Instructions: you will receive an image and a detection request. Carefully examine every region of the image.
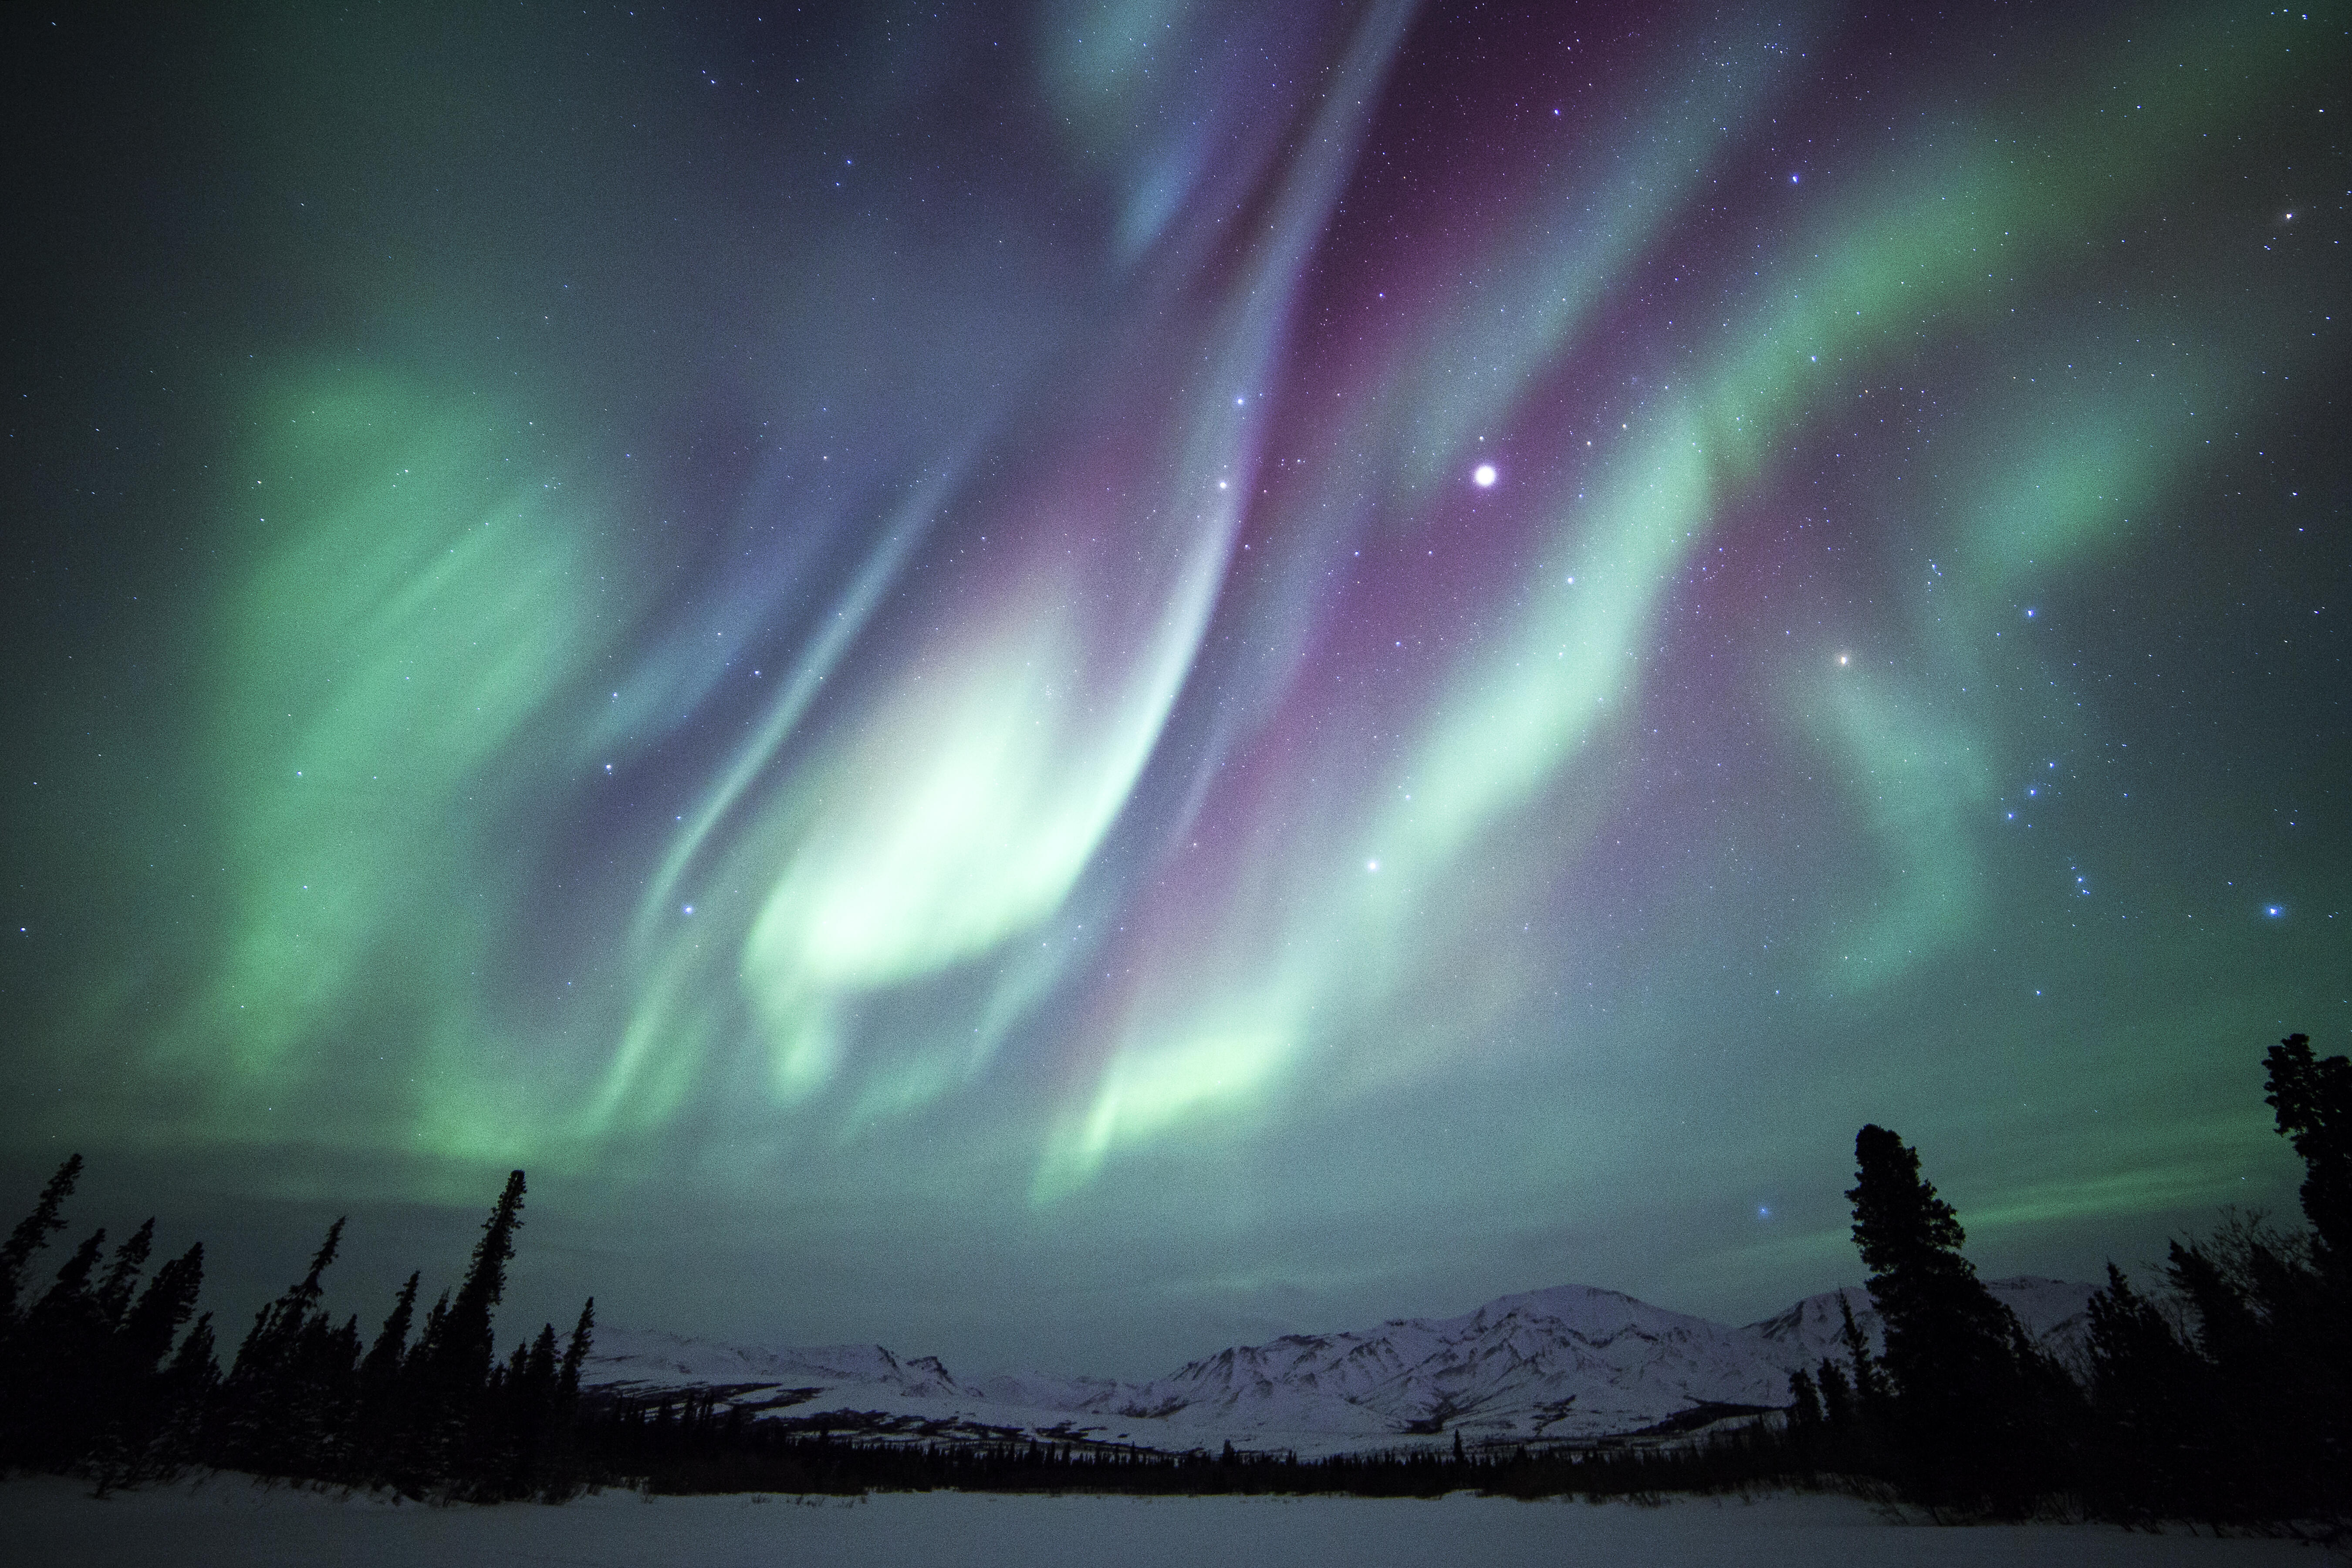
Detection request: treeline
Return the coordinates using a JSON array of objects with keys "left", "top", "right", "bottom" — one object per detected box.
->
[
  {"left": 1, "top": 1033, "right": 2344, "bottom": 1523},
  {"left": 0, "top": 1166, "right": 597, "bottom": 1501},
  {"left": 582, "top": 1031, "right": 2345, "bottom": 1522},
  {"left": 581, "top": 1396, "right": 1804, "bottom": 1501},
  {"left": 1773, "top": 1032, "right": 2348, "bottom": 1523}
]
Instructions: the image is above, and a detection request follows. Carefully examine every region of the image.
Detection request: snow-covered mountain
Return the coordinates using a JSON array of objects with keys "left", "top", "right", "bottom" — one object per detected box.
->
[
  {"left": 1109, "top": 1284, "right": 1788, "bottom": 1445},
  {"left": 582, "top": 1275, "right": 2096, "bottom": 1456},
  {"left": 1748, "top": 1277, "right": 2096, "bottom": 1373}
]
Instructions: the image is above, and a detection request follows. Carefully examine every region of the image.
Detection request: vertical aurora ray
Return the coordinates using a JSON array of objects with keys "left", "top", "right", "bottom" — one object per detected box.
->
[
  {"left": 592, "top": 0, "right": 1421, "bottom": 1140},
  {"left": 183, "top": 371, "right": 639, "bottom": 1159},
  {"left": 1026, "top": 0, "right": 2344, "bottom": 1192}
]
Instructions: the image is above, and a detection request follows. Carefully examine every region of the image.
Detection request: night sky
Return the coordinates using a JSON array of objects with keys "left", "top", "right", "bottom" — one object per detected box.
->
[{"left": 3, "top": 2, "right": 2345, "bottom": 1381}]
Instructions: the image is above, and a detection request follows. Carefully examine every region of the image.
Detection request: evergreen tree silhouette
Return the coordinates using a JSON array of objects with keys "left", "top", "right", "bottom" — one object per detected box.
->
[
  {"left": 1846, "top": 1124, "right": 2041, "bottom": 1507},
  {"left": 31, "top": 1229, "right": 107, "bottom": 1320},
  {"left": 219, "top": 1217, "right": 348, "bottom": 1475},
  {"left": 0, "top": 1160, "right": 595, "bottom": 1500},
  {"left": 148, "top": 1310, "right": 220, "bottom": 1467},
  {"left": 1815, "top": 1355, "right": 1852, "bottom": 1434},
  {"left": 118, "top": 1243, "right": 205, "bottom": 1377},
  {"left": 2264, "top": 1033, "right": 2350, "bottom": 1282},
  {"left": 85, "top": 1239, "right": 210, "bottom": 1483},
  {"left": 558, "top": 1296, "right": 594, "bottom": 1403},
  {"left": 94, "top": 1218, "right": 155, "bottom": 1331},
  {"left": 348, "top": 1269, "right": 419, "bottom": 1475},
  {"left": 361, "top": 1273, "right": 419, "bottom": 1392},
  {"left": 2083, "top": 1261, "right": 2209, "bottom": 1511},
  {"left": 1834, "top": 1293, "right": 1885, "bottom": 1418},
  {"left": 2259, "top": 1034, "right": 2350, "bottom": 1509},
  {"left": 2123, "top": 1034, "right": 2352, "bottom": 1519},
  {"left": 434, "top": 1172, "right": 524, "bottom": 1392},
  {"left": 2076, "top": 1037, "right": 2349, "bottom": 1521},
  {"left": 402, "top": 1170, "right": 526, "bottom": 1492},
  {"left": 13, "top": 1228, "right": 109, "bottom": 1464},
  {"left": 1785, "top": 1365, "right": 1822, "bottom": 1432},
  {"left": 527, "top": 1295, "right": 595, "bottom": 1498},
  {"left": 410, "top": 1288, "right": 450, "bottom": 1370},
  {"left": 0, "top": 1156, "right": 88, "bottom": 1466},
  {"left": 0, "top": 1154, "right": 83, "bottom": 1328}
]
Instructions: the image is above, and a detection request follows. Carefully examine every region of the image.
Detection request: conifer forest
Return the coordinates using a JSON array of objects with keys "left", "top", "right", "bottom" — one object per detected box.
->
[{"left": 2, "top": 1034, "right": 2343, "bottom": 1526}]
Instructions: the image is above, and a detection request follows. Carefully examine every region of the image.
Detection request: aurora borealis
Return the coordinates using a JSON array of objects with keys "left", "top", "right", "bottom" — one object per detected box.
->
[{"left": 3, "top": 1, "right": 2345, "bottom": 1377}]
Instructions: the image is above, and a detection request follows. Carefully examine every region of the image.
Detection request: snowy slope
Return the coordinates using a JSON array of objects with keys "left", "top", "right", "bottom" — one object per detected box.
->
[
  {"left": 590, "top": 1331, "right": 963, "bottom": 1402},
  {"left": 587, "top": 1327, "right": 1172, "bottom": 1447},
  {"left": 1745, "top": 1277, "right": 2097, "bottom": 1372},
  {"left": 1112, "top": 1284, "right": 1788, "bottom": 1443},
  {"left": 19, "top": 1474, "right": 2324, "bottom": 1568},
  {"left": 581, "top": 1275, "right": 2098, "bottom": 1455}
]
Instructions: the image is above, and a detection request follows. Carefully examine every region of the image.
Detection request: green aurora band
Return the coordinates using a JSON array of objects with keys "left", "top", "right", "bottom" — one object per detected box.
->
[{"left": 4, "top": 0, "right": 2343, "bottom": 1367}]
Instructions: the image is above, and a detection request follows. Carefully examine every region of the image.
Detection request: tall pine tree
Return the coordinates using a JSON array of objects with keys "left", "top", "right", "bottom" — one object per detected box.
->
[
  {"left": 405, "top": 1170, "right": 526, "bottom": 1492},
  {"left": 2263, "top": 1033, "right": 2350, "bottom": 1284},
  {"left": 0, "top": 1154, "right": 83, "bottom": 1328},
  {"left": 219, "top": 1217, "right": 349, "bottom": 1476},
  {"left": 1846, "top": 1124, "right": 2047, "bottom": 1507}
]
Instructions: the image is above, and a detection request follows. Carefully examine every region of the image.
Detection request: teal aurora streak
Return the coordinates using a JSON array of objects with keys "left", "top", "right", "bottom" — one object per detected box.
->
[{"left": 2, "top": 0, "right": 2344, "bottom": 1372}]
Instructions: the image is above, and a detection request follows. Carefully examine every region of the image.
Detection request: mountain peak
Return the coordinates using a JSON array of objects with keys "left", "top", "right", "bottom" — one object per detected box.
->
[{"left": 584, "top": 1273, "right": 2098, "bottom": 1455}]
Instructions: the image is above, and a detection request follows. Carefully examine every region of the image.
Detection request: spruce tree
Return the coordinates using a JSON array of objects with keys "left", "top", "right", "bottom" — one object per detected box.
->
[
  {"left": 2074, "top": 1036, "right": 2350, "bottom": 1522},
  {"left": 347, "top": 1271, "right": 420, "bottom": 1483},
  {"left": 410, "top": 1288, "right": 451, "bottom": 1371},
  {"left": 361, "top": 1272, "right": 420, "bottom": 1395},
  {"left": 1815, "top": 1356, "right": 1852, "bottom": 1433},
  {"left": 149, "top": 1310, "right": 219, "bottom": 1470},
  {"left": 1835, "top": 1293, "right": 1886, "bottom": 1417},
  {"left": 220, "top": 1217, "right": 347, "bottom": 1475},
  {"left": 2263, "top": 1033, "right": 2350, "bottom": 1281},
  {"left": 2133, "top": 1037, "right": 2352, "bottom": 1521},
  {"left": 1845, "top": 1125, "right": 2041, "bottom": 1506},
  {"left": 1785, "top": 1366, "right": 1822, "bottom": 1430},
  {"left": 524, "top": 1323, "right": 558, "bottom": 1406},
  {"left": 2083, "top": 1262, "right": 2210, "bottom": 1512},
  {"left": 407, "top": 1171, "right": 526, "bottom": 1493},
  {"left": 101, "top": 1240, "right": 208, "bottom": 1476},
  {"left": 557, "top": 1296, "right": 594, "bottom": 1402},
  {"left": 94, "top": 1218, "right": 155, "bottom": 1331},
  {"left": 2259, "top": 1034, "right": 2349, "bottom": 1510},
  {"left": 0, "top": 1156, "right": 85, "bottom": 1463},
  {"left": 0, "top": 1154, "right": 84, "bottom": 1327},
  {"left": 537, "top": 1297, "right": 596, "bottom": 1499},
  {"left": 118, "top": 1244, "right": 205, "bottom": 1377},
  {"left": 435, "top": 1172, "right": 524, "bottom": 1392},
  {"left": 167, "top": 1312, "right": 218, "bottom": 1388},
  {"left": 12, "top": 1228, "right": 110, "bottom": 1464}
]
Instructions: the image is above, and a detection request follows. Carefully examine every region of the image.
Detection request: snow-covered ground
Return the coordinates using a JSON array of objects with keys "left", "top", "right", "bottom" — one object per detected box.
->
[
  {"left": 7, "top": 1473, "right": 2335, "bottom": 1568},
  {"left": 585, "top": 1275, "right": 2099, "bottom": 1455}
]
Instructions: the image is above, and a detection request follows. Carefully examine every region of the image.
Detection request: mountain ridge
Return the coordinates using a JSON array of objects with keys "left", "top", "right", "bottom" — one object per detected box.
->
[{"left": 582, "top": 1275, "right": 2094, "bottom": 1454}]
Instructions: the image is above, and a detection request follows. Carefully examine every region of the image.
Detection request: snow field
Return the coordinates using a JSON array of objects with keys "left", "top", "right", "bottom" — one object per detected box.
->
[{"left": 5, "top": 1474, "right": 2336, "bottom": 1568}]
